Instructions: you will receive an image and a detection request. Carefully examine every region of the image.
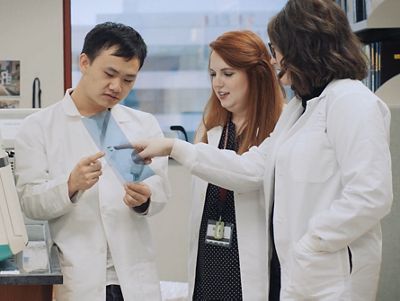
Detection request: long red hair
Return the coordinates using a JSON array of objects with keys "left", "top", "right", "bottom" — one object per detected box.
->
[{"left": 197, "top": 30, "right": 284, "bottom": 154}]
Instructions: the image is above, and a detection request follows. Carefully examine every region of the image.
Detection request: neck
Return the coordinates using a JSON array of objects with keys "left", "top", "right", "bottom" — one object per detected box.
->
[
  {"left": 231, "top": 112, "right": 246, "bottom": 132},
  {"left": 70, "top": 87, "right": 105, "bottom": 116}
]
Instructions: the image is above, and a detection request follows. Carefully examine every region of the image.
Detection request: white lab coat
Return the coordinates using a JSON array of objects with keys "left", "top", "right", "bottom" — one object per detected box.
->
[
  {"left": 188, "top": 127, "right": 268, "bottom": 300},
  {"left": 15, "top": 90, "right": 170, "bottom": 301},
  {"left": 171, "top": 79, "right": 393, "bottom": 301}
]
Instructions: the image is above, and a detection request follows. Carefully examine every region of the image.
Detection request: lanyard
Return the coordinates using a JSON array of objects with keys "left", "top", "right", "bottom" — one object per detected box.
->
[{"left": 217, "top": 122, "right": 232, "bottom": 219}]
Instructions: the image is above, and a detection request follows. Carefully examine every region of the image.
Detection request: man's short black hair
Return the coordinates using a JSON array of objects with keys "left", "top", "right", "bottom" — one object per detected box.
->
[{"left": 81, "top": 22, "right": 147, "bottom": 69}]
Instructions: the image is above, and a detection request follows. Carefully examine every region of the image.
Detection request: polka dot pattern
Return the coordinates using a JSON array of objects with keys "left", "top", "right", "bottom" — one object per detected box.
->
[{"left": 193, "top": 121, "right": 243, "bottom": 301}]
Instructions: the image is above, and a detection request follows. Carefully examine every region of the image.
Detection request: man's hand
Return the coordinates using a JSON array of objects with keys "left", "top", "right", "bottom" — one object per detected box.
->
[
  {"left": 123, "top": 182, "right": 151, "bottom": 208},
  {"left": 68, "top": 152, "right": 105, "bottom": 198}
]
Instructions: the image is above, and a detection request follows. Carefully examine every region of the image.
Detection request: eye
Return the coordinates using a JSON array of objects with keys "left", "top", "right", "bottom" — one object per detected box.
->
[
  {"left": 105, "top": 72, "right": 114, "bottom": 77},
  {"left": 209, "top": 71, "right": 216, "bottom": 77},
  {"left": 224, "top": 72, "right": 234, "bottom": 77},
  {"left": 124, "top": 79, "right": 134, "bottom": 84}
]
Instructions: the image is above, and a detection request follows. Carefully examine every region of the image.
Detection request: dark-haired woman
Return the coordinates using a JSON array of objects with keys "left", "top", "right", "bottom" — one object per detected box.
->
[{"left": 132, "top": 1, "right": 392, "bottom": 300}]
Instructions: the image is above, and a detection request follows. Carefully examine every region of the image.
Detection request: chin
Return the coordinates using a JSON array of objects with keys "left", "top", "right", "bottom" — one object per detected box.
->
[{"left": 279, "top": 78, "right": 291, "bottom": 86}]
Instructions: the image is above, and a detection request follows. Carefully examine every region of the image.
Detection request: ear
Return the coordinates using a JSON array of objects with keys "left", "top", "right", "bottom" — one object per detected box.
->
[{"left": 79, "top": 53, "right": 91, "bottom": 73}]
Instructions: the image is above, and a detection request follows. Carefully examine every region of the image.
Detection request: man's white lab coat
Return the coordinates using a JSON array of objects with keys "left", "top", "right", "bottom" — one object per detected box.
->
[
  {"left": 15, "top": 91, "right": 170, "bottom": 301},
  {"left": 171, "top": 79, "right": 393, "bottom": 301}
]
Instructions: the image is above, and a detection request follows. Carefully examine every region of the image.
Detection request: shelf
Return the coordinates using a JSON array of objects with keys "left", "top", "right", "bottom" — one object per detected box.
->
[
  {"left": 375, "top": 73, "right": 400, "bottom": 107},
  {"left": 356, "top": 28, "right": 400, "bottom": 44},
  {"left": 351, "top": 0, "right": 400, "bottom": 33}
]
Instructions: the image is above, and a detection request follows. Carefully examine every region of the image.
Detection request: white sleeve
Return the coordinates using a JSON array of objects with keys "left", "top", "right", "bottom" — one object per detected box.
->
[
  {"left": 15, "top": 116, "right": 75, "bottom": 220},
  {"left": 301, "top": 92, "right": 393, "bottom": 252},
  {"left": 170, "top": 136, "right": 270, "bottom": 193}
]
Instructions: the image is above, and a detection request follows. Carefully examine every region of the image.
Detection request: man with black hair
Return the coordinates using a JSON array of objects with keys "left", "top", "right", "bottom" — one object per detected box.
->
[{"left": 15, "top": 22, "right": 170, "bottom": 301}]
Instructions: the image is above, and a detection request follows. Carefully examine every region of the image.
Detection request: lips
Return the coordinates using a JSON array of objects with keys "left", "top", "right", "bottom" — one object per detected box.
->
[
  {"left": 218, "top": 91, "right": 229, "bottom": 97},
  {"left": 104, "top": 93, "right": 119, "bottom": 101}
]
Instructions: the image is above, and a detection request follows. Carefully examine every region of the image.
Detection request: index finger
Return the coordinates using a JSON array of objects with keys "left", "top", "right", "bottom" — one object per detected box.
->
[
  {"left": 131, "top": 140, "right": 148, "bottom": 153},
  {"left": 84, "top": 152, "right": 105, "bottom": 164}
]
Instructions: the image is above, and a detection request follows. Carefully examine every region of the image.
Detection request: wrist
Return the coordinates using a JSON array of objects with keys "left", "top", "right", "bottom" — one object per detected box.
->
[
  {"left": 67, "top": 176, "right": 78, "bottom": 198},
  {"left": 133, "top": 198, "right": 150, "bottom": 214}
]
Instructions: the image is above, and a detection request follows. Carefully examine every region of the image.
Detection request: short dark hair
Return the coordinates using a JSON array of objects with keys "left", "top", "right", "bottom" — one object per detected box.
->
[
  {"left": 267, "top": 0, "right": 367, "bottom": 96},
  {"left": 81, "top": 22, "right": 147, "bottom": 69}
]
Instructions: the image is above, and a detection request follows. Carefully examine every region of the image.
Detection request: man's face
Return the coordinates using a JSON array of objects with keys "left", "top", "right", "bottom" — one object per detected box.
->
[{"left": 79, "top": 46, "right": 140, "bottom": 114}]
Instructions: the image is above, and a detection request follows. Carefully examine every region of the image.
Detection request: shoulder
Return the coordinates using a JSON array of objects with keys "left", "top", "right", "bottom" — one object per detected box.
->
[
  {"left": 194, "top": 124, "right": 223, "bottom": 145},
  {"left": 22, "top": 101, "right": 63, "bottom": 127},
  {"left": 324, "top": 79, "right": 390, "bottom": 120},
  {"left": 325, "top": 79, "right": 375, "bottom": 101},
  {"left": 325, "top": 79, "right": 387, "bottom": 108},
  {"left": 194, "top": 123, "right": 206, "bottom": 143}
]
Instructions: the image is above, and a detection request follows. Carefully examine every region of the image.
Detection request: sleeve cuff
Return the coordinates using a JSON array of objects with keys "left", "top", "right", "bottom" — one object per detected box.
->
[
  {"left": 170, "top": 139, "right": 197, "bottom": 169},
  {"left": 133, "top": 198, "right": 150, "bottom": 215},
  {"left": 70, "top": 190, "right": 84, "bottom": 203}
]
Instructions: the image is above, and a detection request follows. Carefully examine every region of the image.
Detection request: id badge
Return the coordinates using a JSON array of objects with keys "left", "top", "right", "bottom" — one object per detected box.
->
[{"left": 205, "top": 219, "right": 233, "bottom": 248}]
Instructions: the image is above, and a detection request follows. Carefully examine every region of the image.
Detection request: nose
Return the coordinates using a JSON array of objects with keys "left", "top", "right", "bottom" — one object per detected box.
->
[
  {"left": 213, "top": 74, "right": 224, "bottom": 88},
  {"left": 109, "top": 78, "right": 122, "bottom": 93},
  {"left": 270, "top": 56, "right": 277, "bottom": 66}
]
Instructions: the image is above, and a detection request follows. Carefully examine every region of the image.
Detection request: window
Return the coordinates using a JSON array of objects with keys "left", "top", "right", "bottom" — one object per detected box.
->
[{"left": 69, "top": 0, "right": 287, "bottom": 141}]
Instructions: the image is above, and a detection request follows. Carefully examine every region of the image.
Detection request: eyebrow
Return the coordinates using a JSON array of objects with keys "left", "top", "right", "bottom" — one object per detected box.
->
[
  {"left": 209, "top": 67, "right": 235, "bottom": 72},
  {"left": 106, "top": 67, "right": 137, "bottom": 79}
]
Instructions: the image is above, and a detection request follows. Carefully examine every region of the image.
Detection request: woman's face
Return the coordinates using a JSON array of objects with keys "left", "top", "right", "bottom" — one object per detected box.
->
[
  {"left": 269, "top": 44, "right": 291, "bottom": 86},
  {"left": 209, "top": 51, "right": 249, "bottom": 116}
]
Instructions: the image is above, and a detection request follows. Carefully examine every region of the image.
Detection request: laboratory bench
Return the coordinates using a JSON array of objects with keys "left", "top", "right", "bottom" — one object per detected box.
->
[{"left": 0, "top": 223, "right": 63, "bottom": 301}]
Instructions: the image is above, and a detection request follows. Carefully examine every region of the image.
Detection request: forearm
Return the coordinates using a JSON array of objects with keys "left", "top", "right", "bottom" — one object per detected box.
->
[
  {"left": 17, "top": 174, "right": 75, "bottom": 220},
  {"left": 171, "top": 139, "right": 265, "bottom": 192}
]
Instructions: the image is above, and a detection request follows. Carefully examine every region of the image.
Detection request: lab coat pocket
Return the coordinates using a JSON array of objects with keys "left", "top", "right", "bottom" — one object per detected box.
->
[
  {"left": 286, "top": 241, "right": 349, "bottom": 299},
  {"left": 289, "top": 131, "right": 335, "bottom": 183}
]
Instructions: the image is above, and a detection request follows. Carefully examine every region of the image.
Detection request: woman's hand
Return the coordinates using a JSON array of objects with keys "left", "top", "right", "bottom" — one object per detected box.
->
[{"left": 133, "top": 138, "right": 175, "bottom": 164}]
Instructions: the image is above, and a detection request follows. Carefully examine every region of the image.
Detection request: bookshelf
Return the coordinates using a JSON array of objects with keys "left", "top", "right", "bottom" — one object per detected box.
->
[{"left": 337, "top": 0, "right": 400, "bottom": 95}]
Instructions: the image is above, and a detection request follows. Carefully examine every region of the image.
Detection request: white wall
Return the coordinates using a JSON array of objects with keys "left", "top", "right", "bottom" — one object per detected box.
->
[{"left": 0, "top": 0, "right": 64, "bottom": 108}]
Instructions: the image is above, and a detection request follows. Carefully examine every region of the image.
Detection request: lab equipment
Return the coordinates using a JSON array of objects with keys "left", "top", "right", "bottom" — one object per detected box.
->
[
  {"left": 0, "top": 137, "right": 28, "bottom": 261},
  {"left": 0, "top": 109, "right": 38, "bottom": 261}
]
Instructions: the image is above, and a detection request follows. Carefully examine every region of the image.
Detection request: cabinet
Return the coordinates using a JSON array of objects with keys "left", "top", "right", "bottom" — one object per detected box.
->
[{"left": 337, "top": 1, "right": 400, "bottom": 300}]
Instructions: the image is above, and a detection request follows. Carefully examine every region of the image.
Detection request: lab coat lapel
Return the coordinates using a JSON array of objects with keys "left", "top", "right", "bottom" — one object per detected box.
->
[
  {"left": 282, "top": 95, "right": 326, "bottom": 141},
  {"left": 207, "top": 126, "right": 223, "bottom": 146},
  {"left": 262, "top": 99, "right": 305, "bottom": 217},
  {"left": 262, "top": 95, "right": 326, "bottom": 214},
  {"left": 109, "top": 105, "right": 139, "bottom": 142}
]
